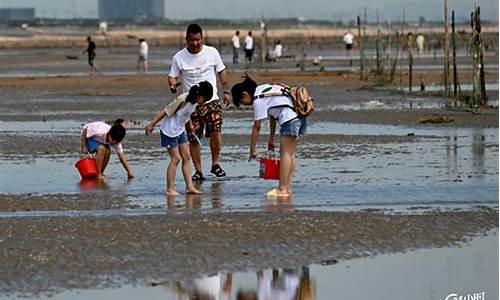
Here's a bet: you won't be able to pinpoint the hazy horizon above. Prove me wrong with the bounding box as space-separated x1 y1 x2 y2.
0 0 498 22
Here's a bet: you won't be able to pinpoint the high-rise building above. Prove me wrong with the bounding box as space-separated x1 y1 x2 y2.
98 0 164 20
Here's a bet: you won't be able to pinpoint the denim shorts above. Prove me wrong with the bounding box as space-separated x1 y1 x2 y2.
160 131 188 149
280 117 307 138
86 137 109 153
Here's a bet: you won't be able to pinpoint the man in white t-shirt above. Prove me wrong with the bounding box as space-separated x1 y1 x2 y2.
168 23 231 180
137 38 149 73
244 31 254 63
343 31 354 66
232 30 240 64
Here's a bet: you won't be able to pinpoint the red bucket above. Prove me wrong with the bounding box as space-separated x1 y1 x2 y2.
75 157 98 179
259 153 280 180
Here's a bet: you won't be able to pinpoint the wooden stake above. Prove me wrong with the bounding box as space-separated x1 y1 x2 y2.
443 0 450 94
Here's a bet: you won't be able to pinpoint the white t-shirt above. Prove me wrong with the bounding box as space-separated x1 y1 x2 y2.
244 35 253 50
160 101 197 138
274 44 282 58
83 121 123 153
169 45 225 102
232 35 240 49
343 32 354 45
253 84 297 125
139 41 148 56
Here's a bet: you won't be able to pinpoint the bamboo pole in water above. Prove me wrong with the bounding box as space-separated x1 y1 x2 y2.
443 0 450 94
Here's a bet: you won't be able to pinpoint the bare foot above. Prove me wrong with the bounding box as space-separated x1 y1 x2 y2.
265 188 290 197
165 190 180 196
186 187 202 195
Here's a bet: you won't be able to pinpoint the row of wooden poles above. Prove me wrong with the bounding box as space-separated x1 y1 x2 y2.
351 4 487 106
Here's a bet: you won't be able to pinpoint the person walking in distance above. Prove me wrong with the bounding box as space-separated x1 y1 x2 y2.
168 23 231 180
137 38 149 73
342 31 354 66
244 31 254 63
232 30 241 64
82 36 99 74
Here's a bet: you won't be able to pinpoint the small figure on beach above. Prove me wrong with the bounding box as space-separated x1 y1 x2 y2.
231 75 307 197
168 23 231 181
244 31 254 63
137 38 149 73
415 33 425 54
232 30 241 64
145 81 213 196
82 36 99 74
80 119 133 179
343 31 355 66
273 40 283 59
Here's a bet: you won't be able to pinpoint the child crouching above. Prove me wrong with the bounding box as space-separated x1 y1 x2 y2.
145 81 213 195
80 119 134 179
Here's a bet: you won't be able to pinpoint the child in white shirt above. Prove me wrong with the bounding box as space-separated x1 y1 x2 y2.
145 81 213 196
231 76 307 197
80 119 134 179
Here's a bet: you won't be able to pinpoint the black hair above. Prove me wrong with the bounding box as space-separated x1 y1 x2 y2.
139 38 145 43
186 81 213 104
231 74 257 107
186 23 203 37
109 119 126 143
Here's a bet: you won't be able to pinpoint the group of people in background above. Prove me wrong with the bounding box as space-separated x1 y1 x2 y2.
231 30 283 64
232 30 256 64
83 35 150 74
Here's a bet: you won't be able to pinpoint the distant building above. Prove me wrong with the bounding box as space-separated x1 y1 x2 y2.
98 0 164 20
0 8 35 22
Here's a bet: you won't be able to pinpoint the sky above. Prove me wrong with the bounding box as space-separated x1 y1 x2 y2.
0 0 498 22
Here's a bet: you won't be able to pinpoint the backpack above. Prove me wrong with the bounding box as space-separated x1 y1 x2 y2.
254 83 314 117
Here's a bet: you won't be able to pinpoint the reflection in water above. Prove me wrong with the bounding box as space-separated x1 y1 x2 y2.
78 178 110 191
264 195 295 213
445 134 459 178
471 129 485 178
166 272 232 300
165 268 315 300
166 182 224 210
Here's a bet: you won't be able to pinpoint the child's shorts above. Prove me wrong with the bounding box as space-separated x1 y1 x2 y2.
160 131 188 149
87 138 109 153
280 117 307 138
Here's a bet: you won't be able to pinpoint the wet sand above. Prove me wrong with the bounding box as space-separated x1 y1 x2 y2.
0 48 498 298
0 209 497 296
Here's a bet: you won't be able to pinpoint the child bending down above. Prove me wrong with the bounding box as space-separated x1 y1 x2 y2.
231 75 307 197
145 81 213 196
80 119 134 179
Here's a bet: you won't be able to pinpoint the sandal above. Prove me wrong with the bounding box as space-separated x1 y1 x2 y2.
191 171 205 181
210 164 226 177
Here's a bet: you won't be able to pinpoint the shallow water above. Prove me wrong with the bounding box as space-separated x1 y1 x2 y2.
3 229 496 300
0 124 497 214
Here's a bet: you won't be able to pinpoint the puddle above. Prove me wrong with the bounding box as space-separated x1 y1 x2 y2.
3 229 496 300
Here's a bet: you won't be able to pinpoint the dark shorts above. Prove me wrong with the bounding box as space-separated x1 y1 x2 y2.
245 49 253 59
187 100 223 141
160 131 188 149
86 137 109 153
88 54 96 66
345 43 353 50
